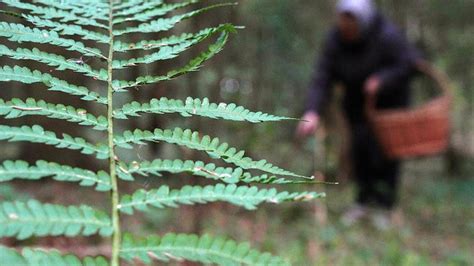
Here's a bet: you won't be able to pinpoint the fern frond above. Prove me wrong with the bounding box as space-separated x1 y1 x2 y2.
113 1 197 24
114 128 306 178
118 184 322 214
113 0 163 17
112 41 198 69
0 2 317 265
23 14 109 43
120 233 289 265
70 0 109 9
112 25 231 69
113 3 234 36
114 97 295 123
34 0 109 21
0 246 109 266
0 98 108 130
117 159 240 183
0 200 113 239
114 24 234 52
118 159 313 185
0 44 105 80
2 0 108 29
0 65 107 104
0 125 109 159
0 160 111 191
0 22 106 59
117 31 230 90
239 173 314 185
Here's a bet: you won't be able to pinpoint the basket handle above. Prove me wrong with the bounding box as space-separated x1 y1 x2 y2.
365 59 452 117
414 59 452 97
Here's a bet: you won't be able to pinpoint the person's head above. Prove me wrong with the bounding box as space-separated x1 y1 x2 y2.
336 0 376 42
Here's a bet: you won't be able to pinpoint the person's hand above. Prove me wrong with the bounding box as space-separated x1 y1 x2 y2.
296 111 320 138
364 75 381 96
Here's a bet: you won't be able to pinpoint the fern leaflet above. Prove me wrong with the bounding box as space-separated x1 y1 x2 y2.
0 22 106 59
116 31 230 89
118 184 322 214
117 158 313 185
22 14 109 43
114 127 308 178
113 1 197 24
0 160 111 191
0 98 107 130
120 233 290 265
0 246 109 266
113 3 233 36
2 0 108 29
0 200 113 239
0 65 107 104
114 97 295 122
34 0 109 21
114 24 234 52
0 45 105 80
0 125 109 159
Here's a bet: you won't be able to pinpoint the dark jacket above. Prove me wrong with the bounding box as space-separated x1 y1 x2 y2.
305 13 420 124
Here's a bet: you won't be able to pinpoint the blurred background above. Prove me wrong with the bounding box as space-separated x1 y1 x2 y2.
1 0 473 265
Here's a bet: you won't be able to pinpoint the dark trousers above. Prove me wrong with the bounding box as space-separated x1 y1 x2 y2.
350 123 400 209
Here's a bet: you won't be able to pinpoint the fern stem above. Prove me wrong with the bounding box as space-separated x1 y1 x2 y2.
107 1 121 266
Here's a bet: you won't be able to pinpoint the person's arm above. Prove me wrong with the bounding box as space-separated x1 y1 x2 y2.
297 34 336 137
304 35 336 114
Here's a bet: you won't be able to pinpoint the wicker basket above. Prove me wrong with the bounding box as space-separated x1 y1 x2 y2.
366 60 452 159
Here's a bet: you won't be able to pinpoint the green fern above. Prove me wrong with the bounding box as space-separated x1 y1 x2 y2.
114 96 296 122
0 125 109 159
2 0 109 28
0 98 108 130
115 127 308 177
114 24 233 52
0 22 107 58
0 1 323 265
0 200 113 239
121 233 290 265
118 184 322 214
0 160 111 191
0 246 109 266
116 158 313 184
0 66 107 103
0 45 105 79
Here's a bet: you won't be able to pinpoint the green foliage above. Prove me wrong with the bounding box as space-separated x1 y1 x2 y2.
117 158 311 184
118 184 322 214
0 44 105 79
0 160 111 191
0 200 113 239
115 127 306 177
112 1 198 24
0 65 107 103
0 98 108 130
120 233 290 265
0 0 320 265
0 246 108 266
113 24 233 52
112 24 229 68
114 29 232 90
2 0 108 29
112 3 234 35
23 14 110 43
114 96 296 122
0 22 106 58
0 125 109 159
